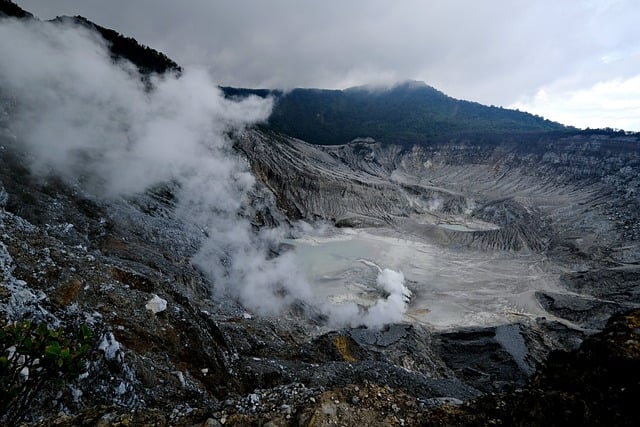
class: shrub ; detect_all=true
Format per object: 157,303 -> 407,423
0,321 -> 92,424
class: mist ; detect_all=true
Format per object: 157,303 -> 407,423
0,17 -> 409,328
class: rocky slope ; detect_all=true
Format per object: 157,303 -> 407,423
238,129 -> 640,258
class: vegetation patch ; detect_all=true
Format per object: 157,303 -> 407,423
0,321 -> 92,425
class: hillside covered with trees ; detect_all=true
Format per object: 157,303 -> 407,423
224,81 -> 571,146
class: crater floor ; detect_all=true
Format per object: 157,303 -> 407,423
291,226 -> 564,329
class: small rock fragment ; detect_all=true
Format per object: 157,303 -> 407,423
145,294 -> 167,313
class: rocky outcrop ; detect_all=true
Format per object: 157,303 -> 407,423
560,266 -> 640,303
421,309 -> 640,426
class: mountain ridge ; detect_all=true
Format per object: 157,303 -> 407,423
0,0 -> 32,18
0,1 -> 180,76
223,81 -> 571,146
51,15 -> 181,76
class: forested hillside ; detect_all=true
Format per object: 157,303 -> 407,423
224,81 -> 569,145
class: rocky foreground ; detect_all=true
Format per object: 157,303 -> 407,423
23,307 -> 640,427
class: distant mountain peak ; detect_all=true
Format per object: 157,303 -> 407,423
393,79 -> 431,89
257,82 -> 567,145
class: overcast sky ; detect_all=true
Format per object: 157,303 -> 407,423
16,0 -> 640,131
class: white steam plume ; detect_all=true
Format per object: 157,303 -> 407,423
322,267 -> 411,329
0,18 -> 409,328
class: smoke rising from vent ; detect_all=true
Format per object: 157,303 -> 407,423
0,18 -> 408,328
319,266 -> 411,329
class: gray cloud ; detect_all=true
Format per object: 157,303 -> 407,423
16,0 -> 640,114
